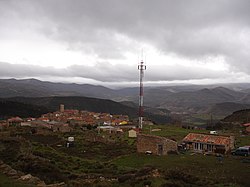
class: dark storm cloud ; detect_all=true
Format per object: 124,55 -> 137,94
34,0 -> 250,58
0,0 -> 250,82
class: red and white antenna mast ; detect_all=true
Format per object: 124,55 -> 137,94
138,52 -> 146,129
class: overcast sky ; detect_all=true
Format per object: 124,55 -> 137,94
0,0 -> 250,87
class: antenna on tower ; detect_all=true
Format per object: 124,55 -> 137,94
141,48 -> 144,61
138,50 -> 146,129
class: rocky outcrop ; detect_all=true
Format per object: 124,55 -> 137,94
18,174 -> 46,186
0,160 -> 66,187
0,160 -> 24,178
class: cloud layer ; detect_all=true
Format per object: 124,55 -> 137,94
0,0 -> 250,85
0,61 -> 240,83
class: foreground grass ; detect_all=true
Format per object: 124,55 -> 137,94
0,174 -> 34,187
112,153 -> 250,186
1,125 -> 249,186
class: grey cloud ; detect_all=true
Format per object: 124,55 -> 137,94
0,62 -> 67,78
0,61 -> 229,83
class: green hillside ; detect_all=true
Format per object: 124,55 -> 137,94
0,100 -> 50,119
223,109 -> 250,124
3,97 -> 172,124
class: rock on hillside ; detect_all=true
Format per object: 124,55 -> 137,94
207,102 -> 250,116
222,109 -> 250,124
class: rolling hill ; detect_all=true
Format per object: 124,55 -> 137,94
5,96 -> 138,117
207,102 -> 250,116
222,109 -> 250,124
3,96 -> 172,124
0,78 -> 118,99
1,78 -> 250,117
0,99 -> 50,119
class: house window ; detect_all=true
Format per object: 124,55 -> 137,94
200,143 -> 204,150
194,143 -> 204,150
194,143 -> 199,150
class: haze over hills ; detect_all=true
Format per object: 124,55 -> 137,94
0,78 -> 118,99
154,87 -> 247,113
206,102 -> 250,116
1,78 -> 250,117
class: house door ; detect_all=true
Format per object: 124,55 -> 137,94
207,144 -> 213,152
158,144 -> 163,155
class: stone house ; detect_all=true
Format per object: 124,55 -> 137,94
182,133 -> 235,154
137,134 -> 177,155
0,121 -> 8,130
97,126 -> 124,134
7,117 -> 23,127
30,120 -> 52,129
52,123 -> 72,133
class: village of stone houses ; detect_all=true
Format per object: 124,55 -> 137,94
0,102 -> 249,187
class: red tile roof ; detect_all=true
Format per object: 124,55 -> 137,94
242,123 -> 250,127
183,133 -> 231,146
246,126 -> 250,133
8,117 -> 23,122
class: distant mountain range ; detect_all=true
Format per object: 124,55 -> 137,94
0,78 -> 118,99
1,78 -> 250,117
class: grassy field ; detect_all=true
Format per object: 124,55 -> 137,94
0,125 -> 249,186
112,153 -> 250,186
236,135 -> 250,147
181,113 -> 225,126
143,125 -> 209,141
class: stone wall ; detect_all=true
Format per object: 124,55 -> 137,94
229,136 -> 235,150
137,134 -> 177,155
